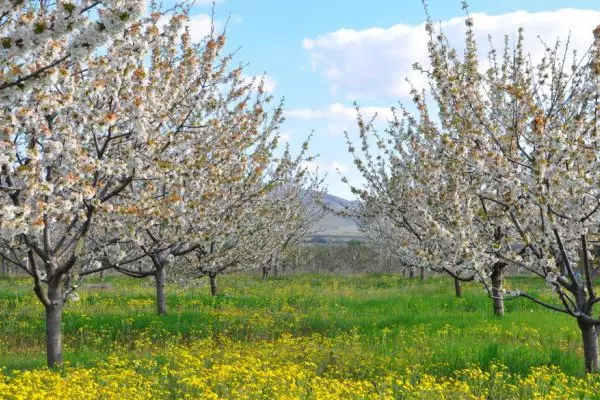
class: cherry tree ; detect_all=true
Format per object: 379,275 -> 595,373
349,3 -> 600,372
345,105 -> 502,303
417,8 -> 600,372
86,74 -> 291,312
0,6 -> 240,367
190,144 -> 322,295
260,162 -> 325,279
0,1 -> 145,96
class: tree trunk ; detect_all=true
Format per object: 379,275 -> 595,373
45,284 -> 63,368
0,256 -> 6,276
420,268 -> 425,281
262,266 -> 268,280
454,277 -> 462,298
209,273 -> 218,296
155,264 -> 167,315
99,269 -> 105,282
491,263 -> 505,316
409,268 -> 415,279
578,319 -> 599,373
273,264 -> 279,278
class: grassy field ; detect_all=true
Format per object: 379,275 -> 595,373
0,274 -> 599,399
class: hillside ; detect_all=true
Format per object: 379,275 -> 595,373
309,193 -> 364,242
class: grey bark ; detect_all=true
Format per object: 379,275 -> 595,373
491,262 -> 505,316
155,263 -> 167,315
454,277 -> 462,298
209,273 -> 218,296
578,319 -> 599,373
409,268 -> 415,279
45,283 -> 63,368
420,267 -> 425,281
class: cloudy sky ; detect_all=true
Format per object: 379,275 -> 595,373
185,0 -> 600,199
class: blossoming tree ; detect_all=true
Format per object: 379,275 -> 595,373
0,0 -> 150,368
0,6 -> 254,367
76,22 -> 290,312
190,144 -> 323,295
418,9 -> 600,372
348,3 -> 600,372
259,173 -> 325,280
345,105 -> 502,303
0,1 -> 145,96
87,76 -> 296,312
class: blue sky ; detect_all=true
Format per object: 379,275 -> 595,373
186,0 -> 600,198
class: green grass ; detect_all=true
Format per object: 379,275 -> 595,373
0,274 -> 586,376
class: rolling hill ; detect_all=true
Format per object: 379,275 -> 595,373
309,193 -> 364,242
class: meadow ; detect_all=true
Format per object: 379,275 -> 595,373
0,274 -> 599,399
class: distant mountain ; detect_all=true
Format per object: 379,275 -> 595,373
320,193 -> 359,210
309,192 -> 364,242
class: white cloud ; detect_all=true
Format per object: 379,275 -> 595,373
279,132 -> 291,143
301,160 -> 349,174
286,102 -> 392,121
244,74 -> 277,93
303,8 -> 600,99
285,102 -> 392,135
157,13 -> 220,44
331,161 -> 349,173
187,13 -> 217,43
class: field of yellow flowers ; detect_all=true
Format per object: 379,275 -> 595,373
0,274 -> 598,399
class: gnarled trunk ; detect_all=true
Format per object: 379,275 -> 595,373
45,283 -> 63,368
454,277 -> 462,298
209,273 -> 218,296
491,262 -> 505,316
578,319 -> 599,373
155,264 -> 167,315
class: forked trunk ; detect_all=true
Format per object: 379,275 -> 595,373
578,319 -> 599,373
454,277 -> 462,298
491,262 -> 505,316
155,264 -> 167,315
209,273 -> 218,296
45,283 -> 63,368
